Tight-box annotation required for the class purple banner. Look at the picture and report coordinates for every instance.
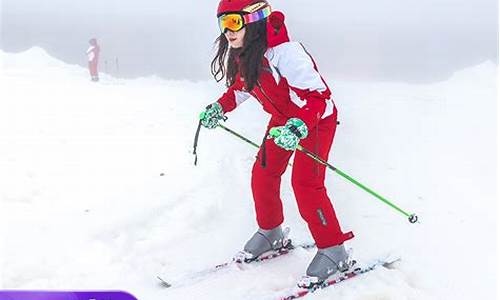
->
[0,291,138,300]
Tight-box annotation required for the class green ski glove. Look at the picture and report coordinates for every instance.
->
[199,102,225,129]
[268,118,308,151]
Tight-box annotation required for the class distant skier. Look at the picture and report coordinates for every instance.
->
[86,38,100,82]
[199,0,355,288]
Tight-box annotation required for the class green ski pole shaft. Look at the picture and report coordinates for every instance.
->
[218,124,261,148]
[217,123,418,224]
[296,145,417,223]
[219,124,294,168]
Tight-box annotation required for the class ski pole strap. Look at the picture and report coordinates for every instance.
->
[260,135,267,168]
[192,120,202,166]
[289,125,303,139]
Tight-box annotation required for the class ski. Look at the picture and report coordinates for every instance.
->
[157,241,316,288]
[278,256,401,300]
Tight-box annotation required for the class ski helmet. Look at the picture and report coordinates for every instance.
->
[217,0,270,16]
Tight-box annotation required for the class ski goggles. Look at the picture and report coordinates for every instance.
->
[218,6,271,33]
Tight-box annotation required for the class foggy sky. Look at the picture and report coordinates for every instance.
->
[1,0,498,83]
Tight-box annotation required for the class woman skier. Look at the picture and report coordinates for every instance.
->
[199,0,354,287]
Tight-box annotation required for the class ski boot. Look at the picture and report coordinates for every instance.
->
[233,226,291,263]
[297,243,355,289]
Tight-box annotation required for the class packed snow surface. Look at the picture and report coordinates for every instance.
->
[0,47,496,299]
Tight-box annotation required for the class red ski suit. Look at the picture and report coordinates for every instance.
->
[87,39,100,79]
[217,11,353,248]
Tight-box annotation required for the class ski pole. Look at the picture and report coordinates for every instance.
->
[217,123,418,224]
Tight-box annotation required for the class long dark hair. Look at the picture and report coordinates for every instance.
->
[211,19,268,91]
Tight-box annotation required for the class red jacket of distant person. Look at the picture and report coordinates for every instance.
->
[87,38,100,81]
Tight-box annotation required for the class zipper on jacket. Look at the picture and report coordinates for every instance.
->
[256,80,288,118]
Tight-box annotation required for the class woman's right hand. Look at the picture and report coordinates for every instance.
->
[199,102,225,129]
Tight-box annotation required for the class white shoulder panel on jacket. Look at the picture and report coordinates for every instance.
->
[265,42,327,92]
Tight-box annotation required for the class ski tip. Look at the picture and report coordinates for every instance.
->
[382,256,401,269]
[156,276,172,288]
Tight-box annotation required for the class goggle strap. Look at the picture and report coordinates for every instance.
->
[243,6,272,24]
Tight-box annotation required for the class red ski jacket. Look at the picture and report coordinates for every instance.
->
[217,11,335,129]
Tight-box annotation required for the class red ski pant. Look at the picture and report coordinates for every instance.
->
[88,61,99,77]
[251,108,354,249]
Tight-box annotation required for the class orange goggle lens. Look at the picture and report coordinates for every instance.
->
[218,13,244,33]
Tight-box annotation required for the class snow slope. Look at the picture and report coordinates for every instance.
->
[0,47,497,299]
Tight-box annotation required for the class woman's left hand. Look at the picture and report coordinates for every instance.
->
[268,118,308,151]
